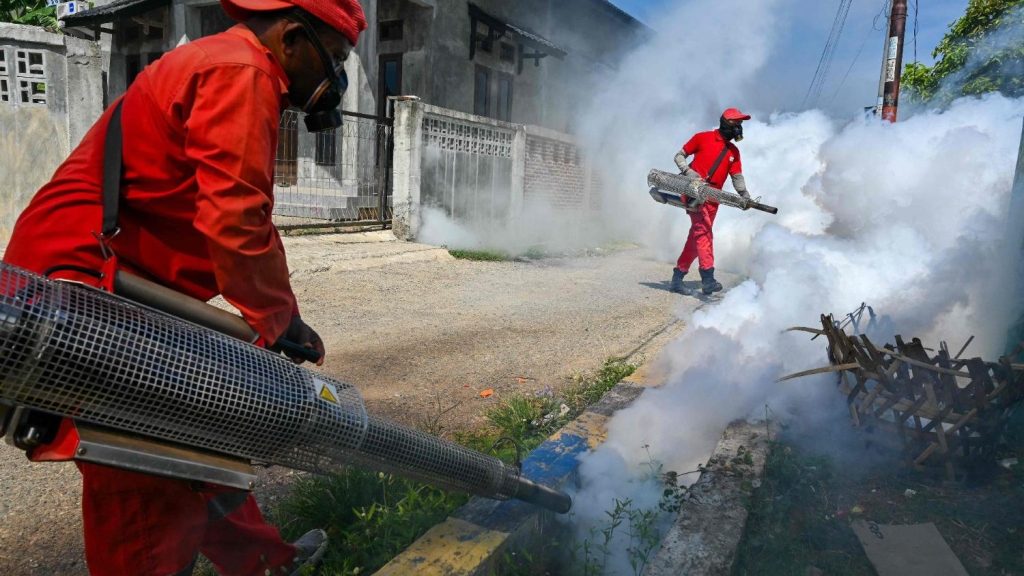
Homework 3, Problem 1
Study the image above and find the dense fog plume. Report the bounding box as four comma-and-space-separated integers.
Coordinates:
560, 1, 1024, 572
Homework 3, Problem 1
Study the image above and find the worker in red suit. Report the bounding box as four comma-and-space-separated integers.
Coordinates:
2, 0, 366, 573
670, 108, 752, 296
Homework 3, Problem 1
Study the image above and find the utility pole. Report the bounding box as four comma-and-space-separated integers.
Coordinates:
880, 0, 908, 121
874, 3, 891, 114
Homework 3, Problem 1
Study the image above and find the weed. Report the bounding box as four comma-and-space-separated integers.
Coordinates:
486, 395, 553, 443
448, 248, 511, 261
265, 357, 635, 575
562, 358, 636, 414
271, 469, 468, 575
522, 245, 548, 260
416, 392, 463, 437
564, 447, 688, 576
484, 358, 636, 455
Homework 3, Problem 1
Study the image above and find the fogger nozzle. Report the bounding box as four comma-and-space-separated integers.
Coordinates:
0, 263, 571, 513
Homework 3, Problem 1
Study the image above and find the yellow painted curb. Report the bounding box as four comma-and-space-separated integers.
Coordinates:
550, 411, 610, 450
374, 517, 509, 576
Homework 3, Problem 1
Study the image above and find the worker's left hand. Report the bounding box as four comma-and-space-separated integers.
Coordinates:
277, 316, 326, 366
739, 191, 752, 210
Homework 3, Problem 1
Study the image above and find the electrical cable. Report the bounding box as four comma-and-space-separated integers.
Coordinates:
829, 0, 892, 105
912, 0, 919, 62
803, 0, 855, 109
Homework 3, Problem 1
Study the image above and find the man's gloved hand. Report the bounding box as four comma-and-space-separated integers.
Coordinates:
739, 190, 752, 210
731, 173, 752, 210
276, 316, 326, 366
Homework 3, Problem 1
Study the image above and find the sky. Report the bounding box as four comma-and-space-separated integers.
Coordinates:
608, 0, 970, 115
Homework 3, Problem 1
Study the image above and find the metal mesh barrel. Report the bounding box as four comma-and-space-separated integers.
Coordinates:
647, 169, 744, 208
0, 263, 563, 510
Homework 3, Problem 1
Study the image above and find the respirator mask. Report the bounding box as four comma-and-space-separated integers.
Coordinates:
290, 13, 348, 133
719, 117, 743, 142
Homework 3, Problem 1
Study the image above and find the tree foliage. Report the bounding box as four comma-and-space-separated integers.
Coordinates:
903, 0, 1024, 102
1, 0, 60, 32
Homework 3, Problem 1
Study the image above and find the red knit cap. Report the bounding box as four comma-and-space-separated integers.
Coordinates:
221, 0, 367, 45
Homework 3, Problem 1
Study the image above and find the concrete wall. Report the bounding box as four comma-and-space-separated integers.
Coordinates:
0, 23, 103, 239
391, 98, 599, 241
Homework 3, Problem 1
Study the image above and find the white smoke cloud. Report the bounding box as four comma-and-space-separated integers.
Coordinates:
564, 0, 1024, 572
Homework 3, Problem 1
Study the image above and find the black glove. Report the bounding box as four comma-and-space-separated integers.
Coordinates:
274, 316, 325, 366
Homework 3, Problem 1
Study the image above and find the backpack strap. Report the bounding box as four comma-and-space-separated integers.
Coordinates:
704, 141, 731, 184
101, 100, 125, 239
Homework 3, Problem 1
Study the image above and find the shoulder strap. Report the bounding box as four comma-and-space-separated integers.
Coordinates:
102, 100, 124, 238
705, 141, 731, 184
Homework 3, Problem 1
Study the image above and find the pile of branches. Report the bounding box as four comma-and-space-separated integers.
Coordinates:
784, 308, 1024, 480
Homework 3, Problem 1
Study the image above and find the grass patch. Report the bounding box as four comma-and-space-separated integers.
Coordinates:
263, 357, 636, 576
522, 245, 548, 260
448, 248, 511, 261
483, 358, 636, 453
271, 469, 468, 575
734, 424, 1024, 576
733, 443, 874, 576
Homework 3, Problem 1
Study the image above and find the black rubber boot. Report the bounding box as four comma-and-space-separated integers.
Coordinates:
699, 267, 723, 295
286, 529, 328, 576
670, 268, 693, 295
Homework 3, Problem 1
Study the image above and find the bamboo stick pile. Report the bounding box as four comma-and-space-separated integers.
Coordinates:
784, 314, 1024, 480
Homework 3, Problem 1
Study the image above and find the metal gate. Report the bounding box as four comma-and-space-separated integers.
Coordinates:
273, 109, 393, 227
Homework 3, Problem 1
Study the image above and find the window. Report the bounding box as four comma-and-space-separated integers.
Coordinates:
126, 54, 142, 87
379, 20, 403, 41
474, 65, 490, 117
496, 72, 513, 122
315, 131, 337, 166
0, 50, 8, 103
198, 4, 234, 37
15, 49, 46, 105
475, 32, 494, 53
499, 43, 515, 63
378, 54, 403, 118
474, 65, 513, 122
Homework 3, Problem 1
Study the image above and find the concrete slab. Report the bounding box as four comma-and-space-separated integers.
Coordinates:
852, 521, 969, 576
646, 419, 777, 576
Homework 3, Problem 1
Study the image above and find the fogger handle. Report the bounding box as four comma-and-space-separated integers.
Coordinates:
113, 272, 323, 363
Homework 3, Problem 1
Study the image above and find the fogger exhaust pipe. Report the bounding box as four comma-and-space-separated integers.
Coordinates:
0, 263, 571, 514
647, 169, 779, 215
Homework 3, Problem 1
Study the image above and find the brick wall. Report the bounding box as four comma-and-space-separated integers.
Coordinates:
524, 135, 587, 209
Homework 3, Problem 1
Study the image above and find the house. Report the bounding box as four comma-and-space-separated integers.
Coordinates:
55, 0, 646, 221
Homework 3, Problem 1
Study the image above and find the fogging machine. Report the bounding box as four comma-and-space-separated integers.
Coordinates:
0, 264, 571, 514
647, 169, 778, 215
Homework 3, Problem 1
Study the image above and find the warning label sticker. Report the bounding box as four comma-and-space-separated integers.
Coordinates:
315, 378, 340, 405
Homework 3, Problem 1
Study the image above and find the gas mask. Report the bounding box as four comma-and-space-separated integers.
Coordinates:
290, 13, 348, 133
719, 118, 743, 142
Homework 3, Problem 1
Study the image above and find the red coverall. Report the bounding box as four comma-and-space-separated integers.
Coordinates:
676, 129, 743, 273
3, 24, 300, 576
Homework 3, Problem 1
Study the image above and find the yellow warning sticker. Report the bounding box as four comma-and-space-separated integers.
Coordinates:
315, 378, 340, 405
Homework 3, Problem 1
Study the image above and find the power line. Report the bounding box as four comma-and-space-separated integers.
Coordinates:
874, 0, 891, 31
912, 0, 919, 62
830, 0, 891, 105
829, 29, 871, 105
803, 0, 856, 109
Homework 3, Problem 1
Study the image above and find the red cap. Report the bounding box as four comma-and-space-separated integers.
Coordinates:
722, 108, 751, 121
220, 0, 367, 46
